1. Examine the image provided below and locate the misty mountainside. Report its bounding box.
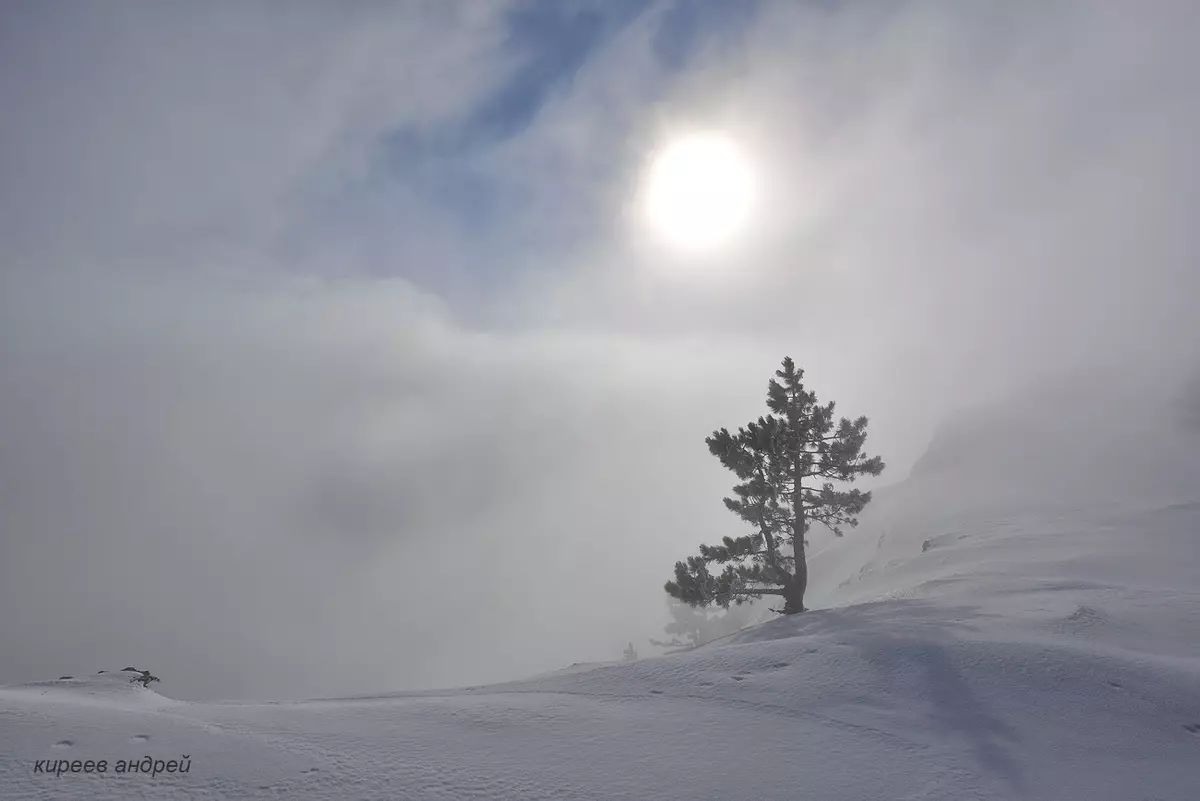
[808,372,1200,614]
[3,380,1200,801]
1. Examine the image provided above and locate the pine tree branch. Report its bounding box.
[799,463,870,478]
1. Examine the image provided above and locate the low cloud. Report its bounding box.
[1,2,1197,699]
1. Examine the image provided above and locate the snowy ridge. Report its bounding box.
[2,671,179,711]
[2,581,1198,800]
[2,387,1200,799]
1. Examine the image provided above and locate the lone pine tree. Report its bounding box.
[665,357,884,615]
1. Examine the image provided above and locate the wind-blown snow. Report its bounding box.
[3,380,1199,800]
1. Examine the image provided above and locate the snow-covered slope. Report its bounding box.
[3,381,1199,800]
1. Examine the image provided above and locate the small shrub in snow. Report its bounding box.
[132,671,160,688]
[115,666,160,687]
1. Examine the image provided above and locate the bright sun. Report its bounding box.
[642,131,756,253]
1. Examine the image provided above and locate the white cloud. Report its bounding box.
[0,2,518,269]
[1,1,1198,700]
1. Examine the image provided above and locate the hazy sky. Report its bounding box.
[2,0,1198,700]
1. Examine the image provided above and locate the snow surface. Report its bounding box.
[3,386,1200,800]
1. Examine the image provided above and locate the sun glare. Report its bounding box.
[642,131,756,253]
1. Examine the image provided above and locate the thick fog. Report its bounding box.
[1,2,1197,700]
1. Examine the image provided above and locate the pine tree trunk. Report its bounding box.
[786,463,807,614]
[785,543,807,614]
[784,526,807,614]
